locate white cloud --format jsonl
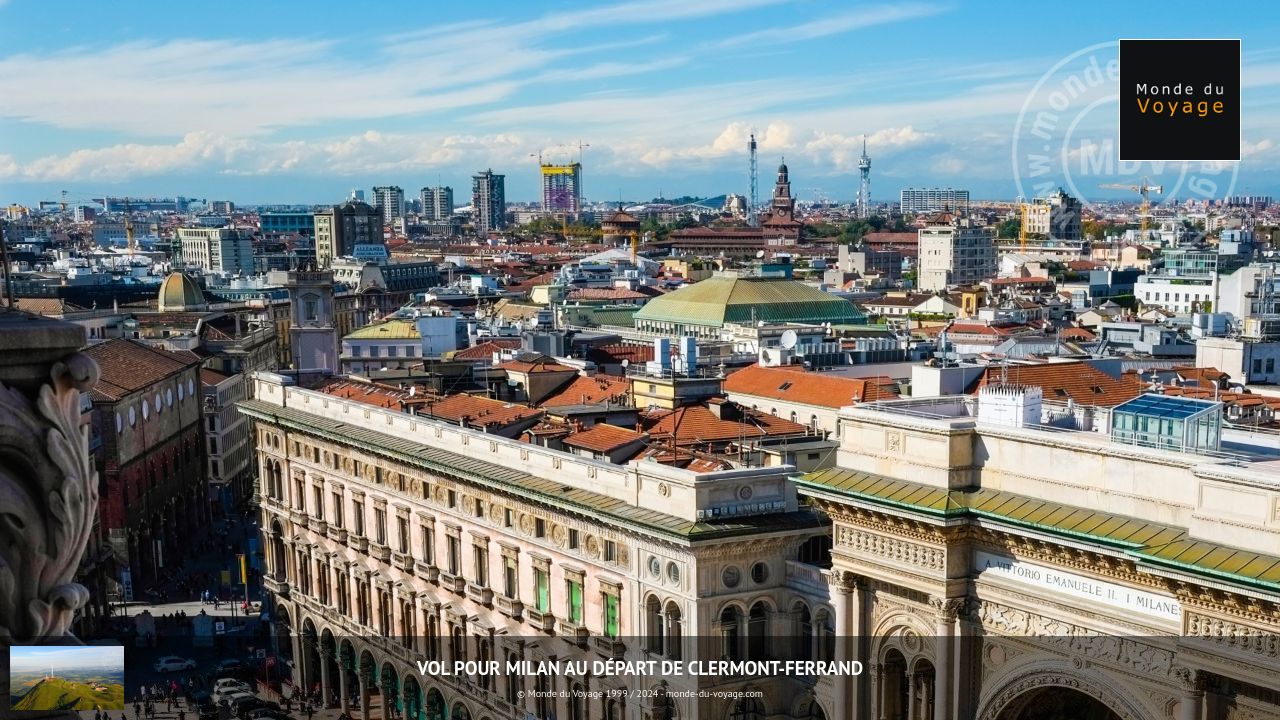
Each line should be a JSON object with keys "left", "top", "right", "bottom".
{"left": 0, "top": 0, "right": 777, "bottom": 139}
{"left": 711, "top": 3, "right": 948, "bottom": 49}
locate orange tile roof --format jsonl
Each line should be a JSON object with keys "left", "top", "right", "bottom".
{"left": 83, "top": 338, "right": 201, "bottom": 401}
{"left": 968, "top": 361, "right": 1143, "bottom": 407}
{"left": 417, "top": 393, "right": 542, "bottom": 428}
{"left": 452, "top": 339, "right": 522, "bottom": 361}
{"left": 320, "top": 379, "right": 411, "bottom": 409}
{"left": 722, "top": 364, "right": 899, "bottom": 408}
{"left": 641, "top": 404, "right": 810, "bottom": 445}
{"left": 497, "top": 356, "right": 576, "bottom": 374}
{"left": 563, "top": 423, "right": 648, "bottom": 453}
{"left": 539, "top": 374, "right": 633, "bottom": 408}
{"left": 200, "top": 368, "right": 230, "bottom": 387}
{"left": 1058, "top": 327, "right": 1097, "bottom": 341}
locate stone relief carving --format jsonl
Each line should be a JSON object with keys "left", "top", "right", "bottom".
{"left": 0, "top": 350, "right": 100, "bottom": 642}
{"left": 1185, "top": 613, "right": 1280, "bottom": 659}
{"left": 975, "top": 601, "right": 1174, "bottom": 677}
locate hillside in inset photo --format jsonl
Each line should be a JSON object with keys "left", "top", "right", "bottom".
{"left": 9, "top": 646, "right": 125, "bottom": 711}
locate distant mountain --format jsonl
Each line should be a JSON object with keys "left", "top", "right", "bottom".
{"left": 11, "top": 676, "right": 125, "bottom": 711}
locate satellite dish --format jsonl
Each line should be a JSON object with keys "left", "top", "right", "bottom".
{"left": 621, "top": 359, "right": 630, "bottom": 368}
{"left": 755, "top": 249, "right": 766, "bottom": 259}
{"left": 780, "top": 329, "right": 799, "bottom": 350}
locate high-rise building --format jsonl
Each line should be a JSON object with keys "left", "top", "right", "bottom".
{"left": 208, "top": 200, "right": 235, "bottom": 214}
{"left": 917, "top": 214, "right": 997, "bottom": 291}
{"left": 899, "top": 188, "right": 970, "bottom": 214}
{"left": 313, "top": 200, "right": 383, "bottom": 267}
{"left": 176, "top": 226, "right": 254, "bottom": 275}
{"left": 372, "top": 186, "right": 405, "bottom": 225}
{"left": 1022, "top": 188, "right": 1082, "bottom": 243}
{"left": 421, "top": 186, "right": 454, "bottom": 221}
{"left": 472, "top": 169, "right": 507, "bottom": 234}
{"left": 540, "top": 163, "right": 582, "bottom": 215}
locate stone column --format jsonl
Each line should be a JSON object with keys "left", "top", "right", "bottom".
{"left": 929, "top": 596, "right": 961, "bottom": 720}
{"left": 319, "top": 645, "right": 331, "bottom": 709}
{"left": 1176, "top": 667, "right": 1204, "bottom": 720}
{"left": 290, "top": 623, "right": 306, "bottom": 695}
{"left": 905, "top": 671, "right": 918, "bottom": 720}
{"left": 824, "top": 570, "right": 854, "bottom": 720}
{"left": 358, "top": 669, "right": 371, "bottom": 720}
{"left": 339, "top": 657, "right": 350, "bottom": 715}
{"left": 873, "top": 664, "right": 888, "bottom": 720}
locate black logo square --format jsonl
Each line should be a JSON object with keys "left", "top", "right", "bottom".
{"left": 1120, "top": 39, "right": 1240, "bottom": 161}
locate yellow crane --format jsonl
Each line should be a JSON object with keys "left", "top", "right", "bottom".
{"left": 122, "top": 197, "right": 136, "bottom": 255}
{"left": 1019, "top": 202, "right": 1029, "bottom": 252}
{"left": 1099, "top": 177, "right": 1162, "bottom": 241}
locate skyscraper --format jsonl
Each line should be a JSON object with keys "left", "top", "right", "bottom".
{"left": 421, "top": 186, "right": 454, "bottom": 221}
{"left": 540, "top": 162, "right": 581, "bottom": 215}
{"left": 313, "top": 200, "right": 383, "bottom": 267}
{"left": 372, "top": 186, "right": 404, "bottom": 226}
{"left": 472, "top": 170, "right": 506, "bottom": 234}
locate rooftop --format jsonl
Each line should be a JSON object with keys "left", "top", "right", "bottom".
{"left": 633, "top": 274, "right": 866, "bottom": 328}
{"left": 343, "top": 318, "right": 421, "bottom": 341}
{"left": 723, "top": 364, "right": 899, "bottom": 409}
{"left": 83, "top": 338, "right": 201, "bottom": 401}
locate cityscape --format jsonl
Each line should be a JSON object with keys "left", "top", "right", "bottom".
{"left": 1, "top": 3, "right": 1280, "bottom": 720}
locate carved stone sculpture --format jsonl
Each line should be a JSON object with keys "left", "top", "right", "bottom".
{"left": 0, "top": 311, "right": 100, "bottom": 719}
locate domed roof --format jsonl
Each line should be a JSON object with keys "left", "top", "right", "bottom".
{"left": 633, "top": 274, "right": 865, "bottom": 329}
{"left": 158, "top": 272, "right": 206, "bottom": 312}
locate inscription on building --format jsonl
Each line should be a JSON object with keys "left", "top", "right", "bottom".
{"left": 975, "top": 551, "right": 1181, "bottom": 622}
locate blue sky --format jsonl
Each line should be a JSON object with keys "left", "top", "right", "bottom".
{"left": 9, "top": 645, "right": 123, "bottom": 671}
{"left": 0, "top": 0, "right": 1278, "bottom": 206}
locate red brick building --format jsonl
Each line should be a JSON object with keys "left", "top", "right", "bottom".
{"left": 83, "top": 339, "right": 209, "bottom": 599}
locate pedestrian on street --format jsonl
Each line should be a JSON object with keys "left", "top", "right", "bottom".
{"left": 95, "top": 708, "right": 102, "bottom": 720}
{"left": 306, "top": 703, "right": 315, "bottom": 720}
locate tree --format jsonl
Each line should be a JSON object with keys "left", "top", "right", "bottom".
{"left": 996, "top": 218, "right": 1021, "bottom": 239}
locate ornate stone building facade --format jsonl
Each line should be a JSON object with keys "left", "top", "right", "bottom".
{"left": 242, "top": 373, "right": 843, "bottom": 720}
{"left": 798, "top": 388, "right": 1280, "bottom": 720}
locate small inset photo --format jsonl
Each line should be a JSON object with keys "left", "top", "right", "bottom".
{"left": 9, "top": 645, "right": 125, "bottom": 712}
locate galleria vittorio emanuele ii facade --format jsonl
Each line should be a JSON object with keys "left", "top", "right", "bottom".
{"left": 244, "top": 374, "right": 1280, "bottom": 720}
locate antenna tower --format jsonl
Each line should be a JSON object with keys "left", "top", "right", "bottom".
{"left": 857, "top": 134, "right": 872, "bottom": 218}
{"left": 748, "top": 133, "right": 759, "bottom": 227}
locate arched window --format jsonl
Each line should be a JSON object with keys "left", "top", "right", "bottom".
{"left": 505, "top": 651, "right": 523, "bottom": 705}
{"left": 793, "top": 602, "right": 813, "bottom": 663}
{"left": 748, "top": 602, "right": 768, "bottom": 660}
{"left": 719, "top": 606, "right": 742, "bottom": 661}
{"left": 790, "top": 411, "right": 798, "bottom": 423}
{"left": 664, "top": 601, "right": 683, "bottom": 661}
{"left": 815, "top": 610, "right": 835, "bottom": 662}
{"left": 569, "top": 682, "right": 585, "bottom": 720}
{"left": 646, "top": 596, "right": 664, "bottom": 654}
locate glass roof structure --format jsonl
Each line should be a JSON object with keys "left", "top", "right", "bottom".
{"left": 1110, "top": 393, "right": 1222, "bottom": 454}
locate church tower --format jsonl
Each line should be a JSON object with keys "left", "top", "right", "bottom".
{"left": 770, "top": 159, "right": 796, "bottom": 223}
{"left": 284, "top": 266, "right": 338, "bottom": 375}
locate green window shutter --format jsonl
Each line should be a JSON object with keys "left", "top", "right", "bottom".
{"left": 604, "top": 594, "right": 620, "bottom": 638}
{"left": 569, "top": 581, "right": 583, "bottom": 624}
{"left": 536, "top": 570, "right": 550, "bottom": 612}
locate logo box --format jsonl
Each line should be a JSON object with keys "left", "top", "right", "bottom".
{"left": 1119, "top": 39, "right": 1240, "bottom": 161}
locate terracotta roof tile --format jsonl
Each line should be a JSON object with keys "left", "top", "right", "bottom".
{"left": 723, "top": 364, "right": 899, "bottom": 409}
{"left": 563, "top": 423, "right": 648, "bottom": 453}
{"left": 320, "top": 379, "right": 411, "bottom": 409}
{"left": 413, "top": 393, "right": 543, "bottom": 428}
{"left": 497, "top": 356, "right": 576, "bottom": 374}
{"left": 452, "top": 339, "right": 522, "bottom": 361}
{"left": 968, "top": 361, "right": 1143, "bottom": 407}
{"left": 83, "top": 338, "right": 201, "bottom": 401}
{"left": 539, "top": 374, "right": 633, "bottom": 408}
{"left": 640, "top": 404, "right": 810, "bottom": 445}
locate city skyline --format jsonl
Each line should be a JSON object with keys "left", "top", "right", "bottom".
{"left": 1, "top": 0, "right": 1278, "bottom": 205}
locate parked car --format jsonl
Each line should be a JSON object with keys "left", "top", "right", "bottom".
{"left": 247, "top": 709, "right": 291, "bottom": 720}
{"left": 154, "top": 656, "right": 197, "bottom": 673}
{"left": 214, "top": 679, "right": 251, "bottom": 693}
{"left": 213, "top": 688, "right": 255, "bottom": 706}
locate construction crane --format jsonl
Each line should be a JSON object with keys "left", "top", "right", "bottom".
{"left": 122, "top": 197, "right": 136, "bottom": 256}
{"left": 1099, "top": 177, "right": 1162, "bottom": 241}
{"left": 1019, "top": 202, "right": 1029, "bottom": 252}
